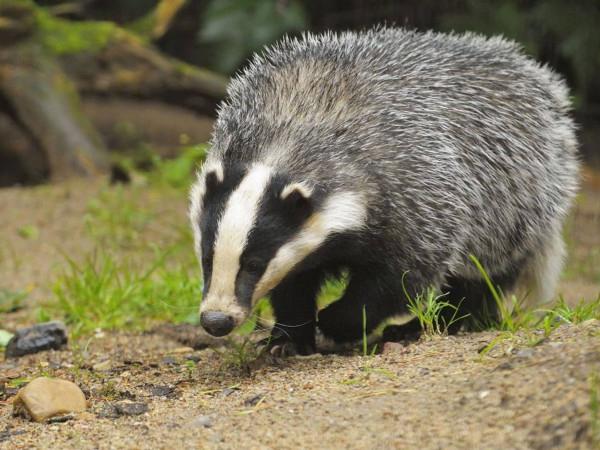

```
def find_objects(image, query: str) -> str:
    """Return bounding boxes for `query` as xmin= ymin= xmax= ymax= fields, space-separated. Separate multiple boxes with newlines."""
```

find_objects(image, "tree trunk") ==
xmin=0 ymin=0 xmax=227 ymax=185
xmin=0 ymin=44 xmax=108 ymax=180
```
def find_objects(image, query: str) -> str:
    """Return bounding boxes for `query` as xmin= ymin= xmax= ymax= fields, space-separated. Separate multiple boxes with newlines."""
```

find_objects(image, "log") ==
xmin=0 ymin=0 xmax=227 ymax=185
xmin=59 ymin=37 xmax=227 ymax=116
xmin=0 ymin=43 xmax=108 ymax=179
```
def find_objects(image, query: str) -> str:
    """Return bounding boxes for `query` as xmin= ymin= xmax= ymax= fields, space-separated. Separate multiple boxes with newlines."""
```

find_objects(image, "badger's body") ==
xmin=190 ymin=28 xmax=579 ymax=352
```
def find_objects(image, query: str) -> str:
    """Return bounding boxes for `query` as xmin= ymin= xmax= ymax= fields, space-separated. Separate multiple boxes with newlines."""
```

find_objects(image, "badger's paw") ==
xmin=314 ymin=327 xmax=358 ymax=354
xmin=256 ymin=334 xmax=316 ymax=358
xmin=381 ymin=319 xmax=423 ymax=343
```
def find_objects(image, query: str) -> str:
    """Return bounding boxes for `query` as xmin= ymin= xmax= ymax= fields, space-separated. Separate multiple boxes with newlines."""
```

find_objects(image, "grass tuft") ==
xmin=469 ymin=254 xmax=538 ymax=332
xmin=403 ymin=275 xmax=467 ymax=336
xmin=47 ymin=251 xmax=201 ymax=337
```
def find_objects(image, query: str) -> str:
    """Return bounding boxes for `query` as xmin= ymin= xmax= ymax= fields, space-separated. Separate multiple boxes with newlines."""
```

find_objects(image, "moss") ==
xmin=0 ymin=0 xmax=142 ymax=55
xmin=35 ymin=9 xmax=122 ymax=55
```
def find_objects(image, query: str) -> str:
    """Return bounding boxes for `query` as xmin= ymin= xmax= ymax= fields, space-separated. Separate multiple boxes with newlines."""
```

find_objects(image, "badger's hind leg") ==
xmin=263 ymin=269 xmax=325 ymax=356
xmin=514 ymin=230 xmax=566 ymax=308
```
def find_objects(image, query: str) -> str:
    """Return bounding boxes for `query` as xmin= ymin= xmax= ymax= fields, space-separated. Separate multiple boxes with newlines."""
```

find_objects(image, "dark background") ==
xmin=2 ymin=0 xmax=599 ymax=186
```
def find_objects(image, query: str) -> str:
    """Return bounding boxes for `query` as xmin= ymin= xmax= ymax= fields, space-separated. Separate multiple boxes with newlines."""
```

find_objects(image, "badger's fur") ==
xmin=189 ymin=28 xmax=579 ymax=352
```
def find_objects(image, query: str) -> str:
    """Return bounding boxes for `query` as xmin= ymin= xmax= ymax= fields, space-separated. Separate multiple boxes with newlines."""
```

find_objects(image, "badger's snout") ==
xmin=200 ymin=311 xmax=235 ymax=337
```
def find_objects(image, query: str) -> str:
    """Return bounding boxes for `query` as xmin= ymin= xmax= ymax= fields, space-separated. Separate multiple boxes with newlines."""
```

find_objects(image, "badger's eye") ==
xmin=243 ymin=258 xmax=262 ymax=274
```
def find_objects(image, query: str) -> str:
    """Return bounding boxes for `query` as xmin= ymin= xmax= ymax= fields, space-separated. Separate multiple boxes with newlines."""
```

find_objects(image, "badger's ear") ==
xmin=280 ymin=182 xmax=313 ymax=215
xmin=204 ymin=164 xmax=224 ymax=193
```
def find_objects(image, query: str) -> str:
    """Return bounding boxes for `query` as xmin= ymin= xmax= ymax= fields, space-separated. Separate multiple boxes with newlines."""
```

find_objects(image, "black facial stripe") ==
xmin=199 ymin=164 xmax=246 ymax=290
xmin=235 ymin=176 xmax=313 ymax=302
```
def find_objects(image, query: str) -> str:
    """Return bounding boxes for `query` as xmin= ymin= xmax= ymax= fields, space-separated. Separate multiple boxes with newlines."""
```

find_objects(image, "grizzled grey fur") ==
xmin=192 ymin=28 xmax=579 ymax=348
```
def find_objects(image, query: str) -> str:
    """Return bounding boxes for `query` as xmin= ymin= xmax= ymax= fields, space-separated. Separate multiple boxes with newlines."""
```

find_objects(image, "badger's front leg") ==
xmin=317 ymin=268 xmax=404 ymax=344
xmin=265 ymin=269 xmax=325 ymax=356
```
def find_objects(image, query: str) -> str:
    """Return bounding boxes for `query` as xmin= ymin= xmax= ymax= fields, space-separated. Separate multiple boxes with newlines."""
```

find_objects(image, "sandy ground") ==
xmin=1 ymin=170 xmax=599 ymax=449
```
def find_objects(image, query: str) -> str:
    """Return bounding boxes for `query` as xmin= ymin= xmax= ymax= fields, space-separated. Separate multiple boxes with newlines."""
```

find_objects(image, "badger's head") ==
xmin=189 ymin=159 xmax=367 ymax=337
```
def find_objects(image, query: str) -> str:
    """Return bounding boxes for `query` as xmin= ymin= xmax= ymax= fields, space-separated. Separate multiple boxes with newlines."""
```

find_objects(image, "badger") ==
xmin=189 ymin=28 xmax=579 ymax=354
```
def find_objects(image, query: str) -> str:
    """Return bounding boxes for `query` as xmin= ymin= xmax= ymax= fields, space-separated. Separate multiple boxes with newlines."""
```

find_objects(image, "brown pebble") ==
xmin=381 ymin=341 xmax=407 ymax=354
xmin=12 ymin=377 xmax=87 ymax=422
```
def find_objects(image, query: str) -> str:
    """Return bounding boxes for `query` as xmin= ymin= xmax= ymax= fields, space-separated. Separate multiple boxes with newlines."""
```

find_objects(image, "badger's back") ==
xmin=208 ymin=28 xmax=579 ymax=281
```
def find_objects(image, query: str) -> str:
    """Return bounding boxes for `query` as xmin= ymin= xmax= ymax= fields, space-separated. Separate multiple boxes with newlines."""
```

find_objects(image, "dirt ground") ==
xmin=1 ymin=169 xmax=599 ymax=449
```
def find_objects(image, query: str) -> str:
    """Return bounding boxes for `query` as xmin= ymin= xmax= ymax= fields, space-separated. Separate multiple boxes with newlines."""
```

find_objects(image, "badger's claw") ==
xmin=257 ymin=334 xmax=315 ymax=357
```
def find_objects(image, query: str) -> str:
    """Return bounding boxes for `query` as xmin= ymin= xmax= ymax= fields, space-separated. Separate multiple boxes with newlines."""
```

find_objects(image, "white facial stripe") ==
xmin=253 ymin=191 xmax=367 ymax=301
xmin=205 ymin=164 xmax=273 ymax=309
xmin=189 ymin=159 xmax=224 ymax=257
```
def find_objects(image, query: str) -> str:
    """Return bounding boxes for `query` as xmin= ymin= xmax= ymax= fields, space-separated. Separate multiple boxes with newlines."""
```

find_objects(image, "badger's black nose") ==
xmin=200 ymin=311 xmax=235 ymax=337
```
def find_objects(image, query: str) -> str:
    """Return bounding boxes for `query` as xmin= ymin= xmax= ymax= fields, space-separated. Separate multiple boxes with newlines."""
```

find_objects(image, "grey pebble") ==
xmin=191 ymin=415 xmax=213 ymax=428
xmin=5 ymin=321 xmax=68 ymax=358
xmin=515 ymin=348 xmax=535 ymax=358
xmin=115 ymin=401 xmax=149 ymax=416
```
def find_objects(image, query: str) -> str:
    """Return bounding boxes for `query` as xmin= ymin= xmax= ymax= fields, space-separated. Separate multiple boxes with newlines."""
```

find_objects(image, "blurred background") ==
xmin=1 ymin=0 xmax=599 ymax=187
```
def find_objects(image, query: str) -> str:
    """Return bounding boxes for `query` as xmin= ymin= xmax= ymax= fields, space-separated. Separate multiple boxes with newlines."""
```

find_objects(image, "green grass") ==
xmin=46 ymin=250 xmax=202 ymax=337
xmin=17 ymin=225 xmax=39 ymax=240
xmin=84 ymin=186 xmax=153 ymax=249
xmin=402 ymin=270 xmax=467 ymax=337
xmin=147 ymin=145 xmax=207 ymax=189
xmin=469 ymin=254 xmax=537 ymax=332
xmin=469 ymin=255 xmax=600 ymax=356
xmin=406 ymin=288 xmax=467 ymax=336
xmin=0 ymin=288 xmax=27 ymax=313
xmin=543 ymin=296 xmax=600 ymax=325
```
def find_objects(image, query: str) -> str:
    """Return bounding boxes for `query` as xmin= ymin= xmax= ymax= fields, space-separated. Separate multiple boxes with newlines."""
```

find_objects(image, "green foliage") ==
xmin=316 ymin=272 xmax=349 ymax=309
xmin=404 ymin=284 xmax=466 ymax=336
xmin=469 ymin=255 xmax=536 ymax=332
xmin=198 ymin=0 xmax=307 ymax=74
xmin=34 ymin=6 xmax=123 ymax=55
xmin=0 ymin=288 xmax=27 ymax=313
xmin=147 ymin=145 xmax=207 ymax=189
xmin=17 ymin=224 xmax=39 ymax=240
xmin=48 ymin=251 xmax=202 ymax=337
xmin=216 ymin=337 xmax=263 ymax=374
xmin=84 ymin=186 xmax=153 ymax=249
xmin=543 ymin=296 xmax=600 ymax=325
xmin=0 ymin=329 xmax=14 ymax=347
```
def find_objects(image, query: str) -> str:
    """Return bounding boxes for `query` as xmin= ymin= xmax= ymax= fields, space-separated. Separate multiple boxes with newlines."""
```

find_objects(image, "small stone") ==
xmin=244 ymin=393 xmax=264 ymax=407
xmin=46 ymin=414 xmax=74 ymax=424
xmin=95 ymin=403 xmax=119 ymax=419
xmin=12 ymin=377 xmax=86 ymax=422
xmin=5 ymin=322 xmax=68 ymax=358
xmin=495 ymin=362 xmax=514 ymax=371
xmin=478 ymin=390 xmax=490 ymax=400
xmin=221 ymin=387 xmax=237 ymax=397
xmin=92 ymin=360 xmax=113 ymax=371
xmin=191 ymin=415 xmax=213 ymax=428
xmin=168 ymin=347 xmax=195 ymax=354
xmin=161 ymin=356 xmax=178 ymax=366
xmin=515 ymin=348 xmax=534 ymax=359
xmin=148 ymin=385 xmax=175 ymax=398
xmin=417 ymin=367 xmax=430 ymax=376
xmin=114 ymin=401 xmax=149 ymax=416
xmin=186 ymin=354 xmax=202 ymax=363
xmin=381 ymin=342 xmax=407 ymax=354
